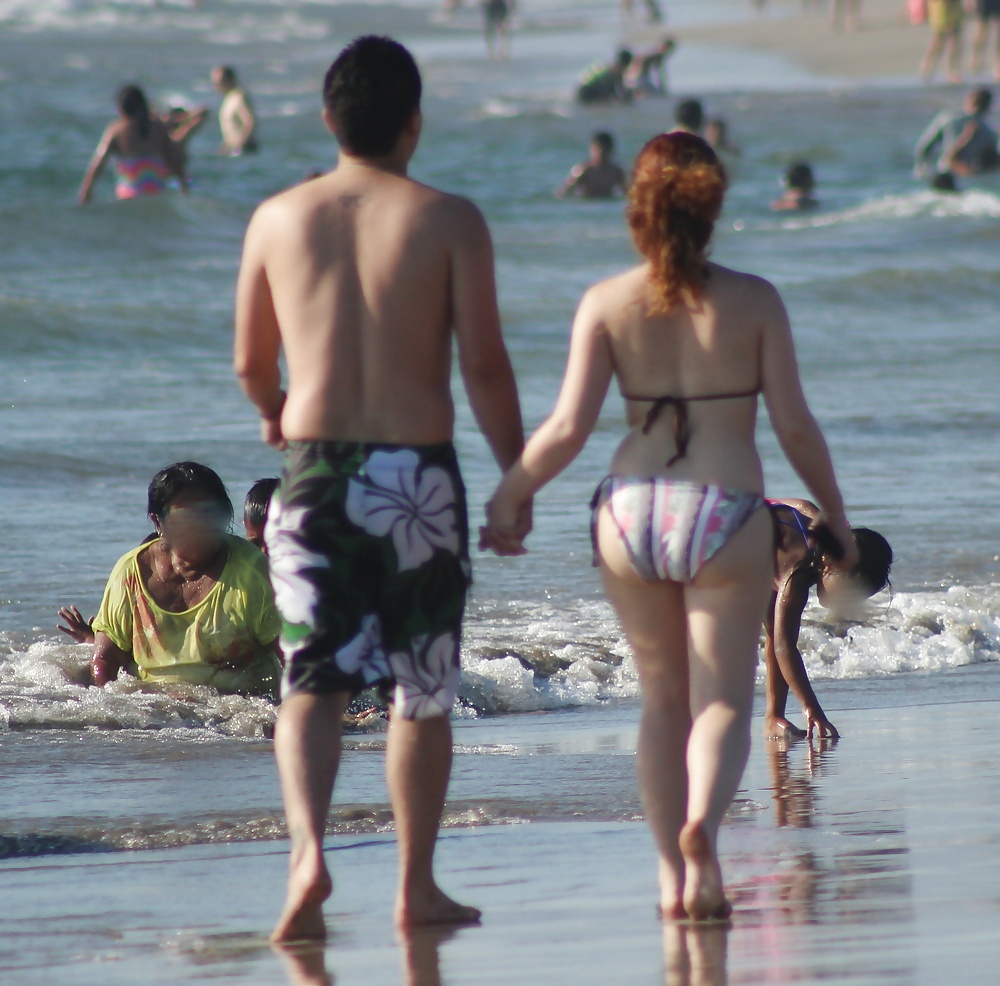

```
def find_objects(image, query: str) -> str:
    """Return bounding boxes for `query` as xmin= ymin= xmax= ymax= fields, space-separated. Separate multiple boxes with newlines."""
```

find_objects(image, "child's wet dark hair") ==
xmin=814 ymin=524 xmax=893 ymax=597
xmin=244 ymin=477 xmax=279 ymax=528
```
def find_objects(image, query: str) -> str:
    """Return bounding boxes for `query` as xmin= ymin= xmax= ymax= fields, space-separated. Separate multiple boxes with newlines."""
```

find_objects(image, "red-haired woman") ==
xmin=482 ymin=132 xmax=857 ymax=921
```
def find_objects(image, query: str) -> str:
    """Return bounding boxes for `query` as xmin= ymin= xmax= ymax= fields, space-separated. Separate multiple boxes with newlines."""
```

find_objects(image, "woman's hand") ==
xmin=812 ymin=512 xmax=858 ymax=571
xmin=57 ymin=606 xmax=95 ymax=644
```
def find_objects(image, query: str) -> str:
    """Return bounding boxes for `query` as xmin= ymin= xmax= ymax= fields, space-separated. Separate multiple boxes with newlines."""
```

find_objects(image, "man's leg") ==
xmin=272 ymin=690 xmax=351 ymax=942
xmin=387 ymin=711 xmax=481 ymax=927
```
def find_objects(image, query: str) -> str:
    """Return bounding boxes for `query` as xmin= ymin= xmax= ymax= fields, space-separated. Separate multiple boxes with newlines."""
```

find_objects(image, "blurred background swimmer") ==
xmin=771 ymin=161 xmax=818 ymax=211
xmin=78 ymin=84 xmax=187 ymax=204
xmin=557 ymin=131 xmax=628 ymax=198
xmin=244 ymin=476 xmax=279 ymax=551
xmin=576 ymin=49 xmax=634 ymax=104
xmin=212 ymin=65 xmax=258 ymax=155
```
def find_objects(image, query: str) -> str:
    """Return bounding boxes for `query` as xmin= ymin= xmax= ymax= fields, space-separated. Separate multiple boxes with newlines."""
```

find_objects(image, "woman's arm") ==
xmin=483 ymin=286 xmax=615 ymax=553
xmin=77 ymin=125 xmax=116 ymax=204
xmin=758 ymin=282 xmax=858 ymax=569
xmin=90 ymin=631 xmax=131 ymax=686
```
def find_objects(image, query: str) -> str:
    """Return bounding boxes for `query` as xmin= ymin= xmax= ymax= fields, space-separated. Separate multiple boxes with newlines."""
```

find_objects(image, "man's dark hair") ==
xmin=785 ymin=161 xmax=815 ymax=191
xmin=323 ymin=35 xmax=422 ymax=157
xmin=971 ymin=87 xmax=992 ymax=114
xmin=147 ymin=461 xmax=233 ymax=526
xmin=244 ymin=477 xmax=279 ymax=527
xmin=674 ymin=98 xmax=704 ymax=132
xmin=592 ymin=131 xmax=614 ymax=154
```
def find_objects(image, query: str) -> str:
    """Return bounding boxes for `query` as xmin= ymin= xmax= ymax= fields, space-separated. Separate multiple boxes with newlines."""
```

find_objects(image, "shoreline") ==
xmin=671 ymin=0 xmax=962 ymax=86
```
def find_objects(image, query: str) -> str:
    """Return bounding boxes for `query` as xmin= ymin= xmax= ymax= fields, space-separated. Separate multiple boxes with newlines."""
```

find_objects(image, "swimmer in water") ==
xmin=212 ymin=65 xmax=258 ymax=155
xmin=78 ymin=84 xmax=187 ymax=204
xmin=771 ymin=161 xmax=818 ymax=212
xmin=557 ymin=131 xmax=628 ymax=199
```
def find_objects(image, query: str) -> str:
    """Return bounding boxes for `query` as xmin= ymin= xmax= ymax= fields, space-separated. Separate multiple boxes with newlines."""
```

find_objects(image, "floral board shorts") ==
xmin=265 ymin=441 xmax=471 ymax=720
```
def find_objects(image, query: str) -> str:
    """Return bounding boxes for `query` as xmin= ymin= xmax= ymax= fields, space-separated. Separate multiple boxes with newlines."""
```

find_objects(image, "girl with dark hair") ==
xmin=78 ymin=83 xmax=187 ymax=204
xmin=766 ymin=498 xmax=892 ymax=740
xmin=483 ymin=132 xmax=858 ymax=921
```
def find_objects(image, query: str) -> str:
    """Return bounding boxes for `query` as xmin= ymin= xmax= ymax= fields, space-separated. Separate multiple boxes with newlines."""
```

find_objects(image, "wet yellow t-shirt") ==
xmin=92 ymin=534 xmax=282 ymax=696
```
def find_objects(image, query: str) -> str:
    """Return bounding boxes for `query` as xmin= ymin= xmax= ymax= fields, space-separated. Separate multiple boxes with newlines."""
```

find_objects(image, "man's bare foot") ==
xmin=763 ymin=715 xmax=806 ymax=740
xmin=395 ymin=883 xmax=481 ymax=929
xmin=679 ymin=821 xmax=732 ymax=922
xmin=271 ymin=857 xmax=333 ymax=943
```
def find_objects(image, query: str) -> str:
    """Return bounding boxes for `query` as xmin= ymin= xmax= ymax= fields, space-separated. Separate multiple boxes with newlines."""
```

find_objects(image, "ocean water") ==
xmin=3 ymin=0 xmax=1000 ymax=861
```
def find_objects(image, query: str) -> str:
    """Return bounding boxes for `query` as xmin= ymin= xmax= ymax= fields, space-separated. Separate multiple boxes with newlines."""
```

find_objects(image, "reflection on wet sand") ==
xmin=273 ymin=925 xmax=462 ymax=986
xmin=663 ymin=922 xmax=728 ymax=986
xmin=767 ymin=735 xmax=835 ymax=829
xmin=274 ymin=941 xmax=332 ymax=986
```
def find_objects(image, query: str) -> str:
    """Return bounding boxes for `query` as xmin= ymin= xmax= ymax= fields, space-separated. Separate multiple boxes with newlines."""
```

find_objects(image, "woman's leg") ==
xmin=599 ymin=512 xmax=692 ymax=917
xmin=681 ymin=507 xmax=773 ymax=919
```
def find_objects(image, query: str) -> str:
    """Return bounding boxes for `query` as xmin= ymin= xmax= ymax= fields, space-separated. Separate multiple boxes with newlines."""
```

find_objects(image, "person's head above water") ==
xmin=212 ymin=65 xmax=238 ymax=92
xmin=674 ymin=98 xmax=704 ymax=134
xmin=816 ymin=526 xmax=893 ymax=607
xmin=117 ymin=84 xmax=151 ymax=136
xmin=323 ymin=35 xmax=422 ymax=159
xmin=966 ymin=87 xmax=992 ymax=115
xmin=627 ymin=131 xmax=727 ymax=314
xmin=591 ymin=130 xmax=614 ymax=161
xmin=616 ymin=48 xmax=634 ymax=69
xmin=244 ymin=477 xmax=279 ymax=550
xmin=784 ymin=161 xmax=815 ymax=192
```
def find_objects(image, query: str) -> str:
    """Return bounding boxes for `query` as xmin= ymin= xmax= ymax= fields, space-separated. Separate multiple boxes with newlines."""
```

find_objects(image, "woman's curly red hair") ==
xmin=627 ymin=132 xmax=728 ymax=314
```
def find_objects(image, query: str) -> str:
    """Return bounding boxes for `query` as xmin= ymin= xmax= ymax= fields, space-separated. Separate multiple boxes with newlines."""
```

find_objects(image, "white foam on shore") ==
xmin=7 ymin=585 xmax=997 ymax=728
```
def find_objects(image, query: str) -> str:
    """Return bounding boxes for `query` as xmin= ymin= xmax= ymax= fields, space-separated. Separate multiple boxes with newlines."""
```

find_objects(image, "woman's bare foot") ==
xmin=679 ymin=821 xmax=732 ymax=922
xmin=271 ymin=855 xmax=333 ymax=943
xmin=658 ymin=857 xmax=687 ymax=920
xmin=395 ymin=883 xmax=481 ymax=929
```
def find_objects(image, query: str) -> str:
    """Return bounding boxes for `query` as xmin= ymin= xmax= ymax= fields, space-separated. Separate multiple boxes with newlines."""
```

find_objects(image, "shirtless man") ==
xmin=233 ymin=36 xmax=526 ymax=942
xmin=212 ymin=65 xmax=258 ymax=155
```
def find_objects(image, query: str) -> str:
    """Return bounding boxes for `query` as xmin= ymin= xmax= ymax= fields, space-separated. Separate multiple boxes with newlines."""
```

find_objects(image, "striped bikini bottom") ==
xmin=590 ymin=476 xmax=764 ymax=584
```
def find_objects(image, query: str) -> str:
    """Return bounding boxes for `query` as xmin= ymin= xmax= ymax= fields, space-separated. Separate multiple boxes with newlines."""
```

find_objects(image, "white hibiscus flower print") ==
xmin=345 ymin=449 xmax=459 ymax=571
xmin=389 ymin=633 xmax=461 ymax=720
xmin=265 ymin=505 xmax=327 ymax=629
xmin=334 ymin=614 xmax=388 ymax=684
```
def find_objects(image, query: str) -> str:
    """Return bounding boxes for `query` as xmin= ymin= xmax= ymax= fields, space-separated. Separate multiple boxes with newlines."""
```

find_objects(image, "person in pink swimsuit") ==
xmin=482 ymin=132 xmax=858 ymax=922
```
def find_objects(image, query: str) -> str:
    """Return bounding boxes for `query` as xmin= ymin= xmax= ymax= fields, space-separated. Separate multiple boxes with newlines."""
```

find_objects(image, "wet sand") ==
xmin=673 ymin=0 xmax=953 ymax=84
xmin=5 ymin=680 xmax=1000 ymax=985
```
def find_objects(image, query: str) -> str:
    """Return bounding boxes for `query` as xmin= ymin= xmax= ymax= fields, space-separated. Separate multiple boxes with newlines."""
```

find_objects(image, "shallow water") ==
xmin=3 ymin=0 xmax=1000 ymax=862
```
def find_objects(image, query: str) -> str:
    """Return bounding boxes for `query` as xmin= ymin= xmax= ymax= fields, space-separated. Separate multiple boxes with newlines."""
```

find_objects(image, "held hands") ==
xmin=479 ymin=492 xmax=533 ymax=556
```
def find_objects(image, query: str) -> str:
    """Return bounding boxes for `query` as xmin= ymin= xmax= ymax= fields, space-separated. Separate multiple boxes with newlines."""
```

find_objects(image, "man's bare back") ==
xmin=235 ymin=129 xmax=522 ymax=465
